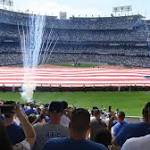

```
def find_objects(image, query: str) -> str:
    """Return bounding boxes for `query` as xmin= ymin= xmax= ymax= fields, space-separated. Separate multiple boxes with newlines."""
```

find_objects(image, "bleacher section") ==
xmin=0 ymin=9 xmax=150 ymax=67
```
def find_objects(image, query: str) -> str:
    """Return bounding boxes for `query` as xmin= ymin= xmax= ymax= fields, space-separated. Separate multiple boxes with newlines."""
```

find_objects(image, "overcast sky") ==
xmin=6 ymin=0 xmax=150 ymax=18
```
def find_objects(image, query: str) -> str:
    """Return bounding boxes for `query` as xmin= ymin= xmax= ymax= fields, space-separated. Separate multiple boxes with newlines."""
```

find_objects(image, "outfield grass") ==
xmin=0 ymin=91 xmax=150 ymax=116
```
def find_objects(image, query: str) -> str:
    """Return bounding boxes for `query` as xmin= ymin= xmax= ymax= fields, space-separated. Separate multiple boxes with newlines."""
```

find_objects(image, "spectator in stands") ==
xmin=111 ymin=111 xmax=128 ymax=138
xmin=25 ymin=103 xmax=37 ymax=116
xmin=1 ymin=101 xmax=25 ymax=145
xmin=114 ymin=102 xmax=150 ymax=147
xmin=60 ymin=101 xmax=70 ymax=128
xmin=93 ymin=128 xmax=112 ymax=148
xmin=0 ymin=120 xmax=13 ymax=150
xmin=107 ymin=111 xmax=118 ymax=131
xmin=90 ymin=109 xmax=107 ymax=140
xmin=33 ymin=101 xmax=69 ymax=150
xmin=121 ymin=134 xmax=150 ymax=150
xmin=0 ymin=103 xmax=36 ymax=150
xmin=43 ymin=108 xmax=108 ymax=150
xmin=33 ymin=106 xmax=50 ymax=125
xmin=13 ymin=104 xmax=36 ymax=150
xmin=91 ymin=107 xmax=99 ymax=120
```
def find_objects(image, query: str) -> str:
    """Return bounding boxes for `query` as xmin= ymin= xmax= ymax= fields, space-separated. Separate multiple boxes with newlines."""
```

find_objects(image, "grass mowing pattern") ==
xmin=0 ymin=91 xmax=150 ymax=116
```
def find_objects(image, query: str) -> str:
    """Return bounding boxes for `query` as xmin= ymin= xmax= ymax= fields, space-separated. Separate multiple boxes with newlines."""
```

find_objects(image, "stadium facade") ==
xmin=0 ymin=9 xmax=150 ymax=67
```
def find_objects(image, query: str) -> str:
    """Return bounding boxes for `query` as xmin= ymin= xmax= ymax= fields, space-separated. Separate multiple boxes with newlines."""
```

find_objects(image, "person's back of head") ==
xmin=69 ymin=108 xmax=90 ymax=139
xmin=93 ymin=109 xmax=101 ymax=119
xmin=1 ymin=101 xmax=16 ymax=125
xmin=90 ymin=109 xmax=107 ymax=140
xmin=29 ymin=103 xmax=35 ymax=109
xmin=92 ymin=107 xmax=99 ymax=110
xmin=48 ymin=101 xmax=64 ymax=124
xmin=117 ymin=111 xmax=125 ymax=122
xmin=91 ymin=107 xmax=99 ymax=116
xmin=48 ymin=101 xmax=64 ymax=113
xmin=142 ymin=102 xmax=150 ymax=123
xmin=61 ymin=101 xmax=68 ymax=110
xmin=93 ymin=128 xmax=112 ymax=148
xmin=43 ymin=108 xmax=108 ymax=150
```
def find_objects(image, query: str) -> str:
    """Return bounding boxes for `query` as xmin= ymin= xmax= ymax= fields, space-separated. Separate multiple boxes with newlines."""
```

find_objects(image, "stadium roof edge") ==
xmin=0 ymin=8 xmax=145 ymax=20
xmin=70 ymin=14 xmax=144 ymax=20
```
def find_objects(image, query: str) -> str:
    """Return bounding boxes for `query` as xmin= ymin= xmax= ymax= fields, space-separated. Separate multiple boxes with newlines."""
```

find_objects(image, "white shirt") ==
xmin=121 ymin=134 xmax=150 ymax=150
xmin=60 ymin=114 xmax=70 ymax=128
xmin=13 ymin=140 xmax=31 ymax=150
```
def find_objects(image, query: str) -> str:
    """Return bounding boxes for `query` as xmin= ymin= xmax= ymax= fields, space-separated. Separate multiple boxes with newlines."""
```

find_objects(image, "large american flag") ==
xmin=0 ymin=66 xmax=150 ymax=87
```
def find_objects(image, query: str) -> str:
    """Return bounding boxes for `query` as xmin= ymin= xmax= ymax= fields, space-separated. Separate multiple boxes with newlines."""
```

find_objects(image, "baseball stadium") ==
xmin=0 ymin=4 xmax=150 ymax=116
xmin=1 ymin=1 xmax=150 ymax=150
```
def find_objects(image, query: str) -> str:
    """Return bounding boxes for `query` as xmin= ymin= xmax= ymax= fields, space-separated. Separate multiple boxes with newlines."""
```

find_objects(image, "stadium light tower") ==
xmin=113 ymin=6 xmax=132 ymax=16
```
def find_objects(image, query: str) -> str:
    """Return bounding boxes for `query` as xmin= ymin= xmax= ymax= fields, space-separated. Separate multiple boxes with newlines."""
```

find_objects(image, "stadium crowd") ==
xmin=0 ymin=40 xmax=150 ymax=67
xmin=1 ymin=9 xmax=150 ymax=67
xmin=1 ymin=52 xmax=150 ymax=67
xmin=0 ymin=27 xmax=147 ymax=42
xmin=0 ymin=100 xmax=150 ymax=150
xmin=48 ymin=53 xmax=150 ymax=68
xmin=0 ymin=9 xmax=144 ymax=30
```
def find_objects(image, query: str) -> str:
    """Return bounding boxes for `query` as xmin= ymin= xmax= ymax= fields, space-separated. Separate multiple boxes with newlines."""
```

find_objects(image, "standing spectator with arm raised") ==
xmin=14 ymin=104 xmax=36 ymax=149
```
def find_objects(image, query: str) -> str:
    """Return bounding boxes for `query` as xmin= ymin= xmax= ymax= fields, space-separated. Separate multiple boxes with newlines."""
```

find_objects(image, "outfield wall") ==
xmin=1 ymin=85 xmax=150 ymax=92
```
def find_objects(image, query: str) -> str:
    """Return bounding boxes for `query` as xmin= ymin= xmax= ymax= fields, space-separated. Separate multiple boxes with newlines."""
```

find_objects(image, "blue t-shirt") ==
xmin=43 ymin=138 xmax=108 ymax=150
xmin=25 ymin=108 xmax=37 ymax=116
xmin=115 ymin=122 xmax=150 ymax=146
xmin=6 ymin=122 xmax=25 ymax=145
xmin=112 ymin=121 xmax=128 ymax=137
